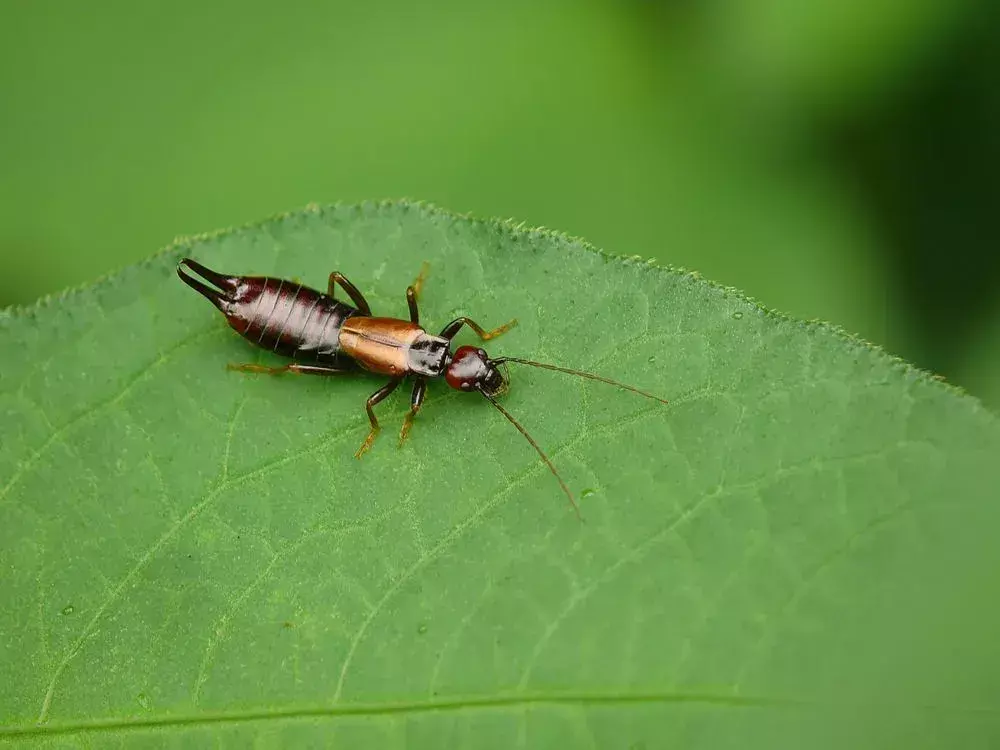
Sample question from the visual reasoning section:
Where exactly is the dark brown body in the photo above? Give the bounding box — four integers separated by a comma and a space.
178, 261, 458, 379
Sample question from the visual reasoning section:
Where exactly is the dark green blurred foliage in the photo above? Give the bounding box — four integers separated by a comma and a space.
1, 0, 996, 406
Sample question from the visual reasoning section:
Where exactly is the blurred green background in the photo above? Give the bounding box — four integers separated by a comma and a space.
2, 0, 997, 408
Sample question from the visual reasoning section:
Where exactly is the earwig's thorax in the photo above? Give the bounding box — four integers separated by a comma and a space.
406, 333, 451, 377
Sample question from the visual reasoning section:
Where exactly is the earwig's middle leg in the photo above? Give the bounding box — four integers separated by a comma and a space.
399, 378, 427, 447
439, 316, 518, 342
405, 262, 429, 324
355, 378, 403, 459
406, 287, 420, 324
411, 262, 429, 298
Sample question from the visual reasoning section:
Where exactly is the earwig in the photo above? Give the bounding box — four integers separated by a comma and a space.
177, 258, 668, 518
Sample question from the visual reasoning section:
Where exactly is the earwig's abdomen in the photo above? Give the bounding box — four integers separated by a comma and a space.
223, 277, 357, 366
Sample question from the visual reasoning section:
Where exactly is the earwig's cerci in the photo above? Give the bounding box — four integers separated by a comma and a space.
177, 258, 668, 518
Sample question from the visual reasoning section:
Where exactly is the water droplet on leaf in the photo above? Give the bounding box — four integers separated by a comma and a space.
417, 623, 428, 635
732, 311, 744, 320
581, 488, 596, 499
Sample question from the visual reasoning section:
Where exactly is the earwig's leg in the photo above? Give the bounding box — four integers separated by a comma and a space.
439, 316, 518, 342
327, 272, 372, 316
227, 363, 347, 375
399, 378, 427, 447
355, 378, 403, 459
405, 263, 429, 324
406, 286, 420, 324
411, 262, 429, 298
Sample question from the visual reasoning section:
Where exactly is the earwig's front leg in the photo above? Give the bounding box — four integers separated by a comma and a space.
327, 272, 372, 316
355, 378, 403, 459
227, 363, 348, 375
399, 378, 427, 447
439, 316, 518, 342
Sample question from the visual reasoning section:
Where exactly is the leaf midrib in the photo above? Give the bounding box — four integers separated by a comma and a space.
0, 690, 827, 739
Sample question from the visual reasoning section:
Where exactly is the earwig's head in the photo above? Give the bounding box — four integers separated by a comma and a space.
445, 345, 508, 397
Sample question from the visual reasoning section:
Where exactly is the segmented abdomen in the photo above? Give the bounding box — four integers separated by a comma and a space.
224, 277, 356, 366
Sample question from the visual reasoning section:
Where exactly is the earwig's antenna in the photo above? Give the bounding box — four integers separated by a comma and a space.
478, 387, 583, 522
492, 357, 669, 405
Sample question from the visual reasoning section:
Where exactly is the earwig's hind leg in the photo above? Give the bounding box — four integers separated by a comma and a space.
327, 272, 372, 316
439, 316, 518, 342
355, 378, 403, 459
405, 263, 429, 324
399, 378, 427, 447
227, 363, 348, 375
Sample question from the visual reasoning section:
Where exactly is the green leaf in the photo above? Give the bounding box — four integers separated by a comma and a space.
2, 202, 998, 748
